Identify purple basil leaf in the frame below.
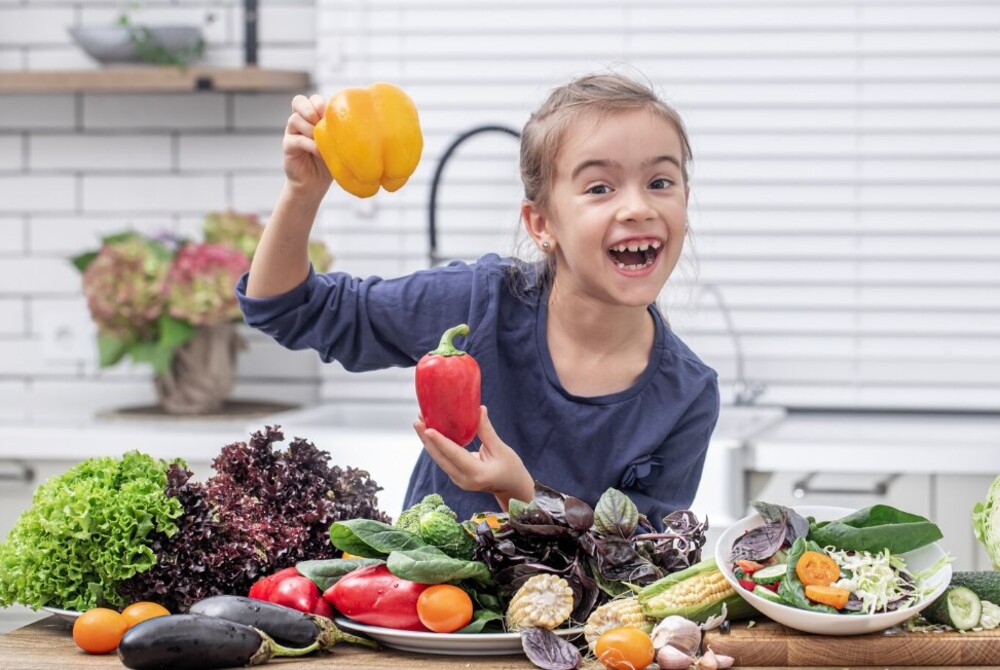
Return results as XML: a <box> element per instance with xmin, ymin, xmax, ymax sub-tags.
<box><xmin>730</xmin><ymin>522</ymin><xmax>786</xmax><ymax>561</ymax></box>
<box><xmin>785</xmin><ymin>508</ymin><xmax>810</xmax><ymax>544</ymax></box>
<box><xmin>521</xmin><ymin>627</ymin><xmax>581</xmax><ymax>670</ymax></box>
<box><xmin>594</xmin><ymin>488</ymin><xmax>639</xmax><ymax>537</ymax></box>
<box><xmin>563</xmin><ymin>497</ymin><xmax>595</xmax><ymax>531</ymax></box>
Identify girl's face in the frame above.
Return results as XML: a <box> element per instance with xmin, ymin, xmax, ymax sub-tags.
<box><xmin>525</xmin><ymin>108</ymin><xmax>689</xmax><ymax>309</ymax></box>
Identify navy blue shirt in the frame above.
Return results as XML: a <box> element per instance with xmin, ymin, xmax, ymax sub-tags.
<box><xmin>236</xmin><ymin>254</ymin><xmax>719</xmax><ymax>529</ymax></box>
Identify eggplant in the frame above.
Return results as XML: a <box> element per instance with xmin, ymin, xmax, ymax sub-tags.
<box><xmin>188</xmin><ymin>595</ymin><xmax>377</xmax><ymax>650</ymax></box>
<box><xmin>118</xmin><ymin>614</ymin><xmax>318</xmax><ymax>670</ymax></box>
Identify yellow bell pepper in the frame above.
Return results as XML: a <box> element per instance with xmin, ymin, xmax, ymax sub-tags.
<box><xmin>314</xmin><ymin>82</ymin><xmax>423</xmax><ymax>198</ymax></box>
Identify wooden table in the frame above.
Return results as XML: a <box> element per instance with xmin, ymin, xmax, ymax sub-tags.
<box><xmin>1</xmin><ymin>617</ymin><xmax>997</xmax><ymax>670</ymax></box>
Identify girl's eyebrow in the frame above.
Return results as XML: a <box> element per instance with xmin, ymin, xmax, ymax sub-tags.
<box><xmin>571</xmin><ymin>155</ymin><xmax>681</xmax><ymax>180</ymax></box>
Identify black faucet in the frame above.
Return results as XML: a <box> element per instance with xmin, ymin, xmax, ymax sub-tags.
<box><xmin>427</xmin><ymin>124</ymin><xmax>520</xmax><ymax>267</ymax></box>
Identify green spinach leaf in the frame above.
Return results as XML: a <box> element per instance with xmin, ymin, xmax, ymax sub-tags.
<box><xmin>808</xmin><ymin>504</ymin><xmax>942</xmax><ymax>554</ymax></box>
<box><xmin>386</xmin><ymin>545</ymin><xmax>493</xmax><ymax>585</ymax></box>
<box><xmin>296</xmin><ymin>557</ymin><xmax>385</xmax><ymax>591</ymax></box>
<box><xmin>455</xmin><ymin>609</ymin><xmax>505</xmax><ymax>633</ymax></box>
<box><xmin>328</xmin><ymin>519</ymin><xmax>426</xmax><ymax>558</ymax></box>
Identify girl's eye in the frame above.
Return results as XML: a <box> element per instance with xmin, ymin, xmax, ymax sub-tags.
<box><xmin>649</xmin><ymin>178</ymin><xmax>672</xmax><ymax>190</ymax></box>
<box><xmin>587</xmin><ymin>184</ymin><xmax>611</xmax><ymax>195</ymax></box>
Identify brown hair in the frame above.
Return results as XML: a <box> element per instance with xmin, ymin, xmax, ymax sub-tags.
<box><xmin>520</xmin><ymin>72</ymin><xmax>693</xmax><ymax>212</ymax></box>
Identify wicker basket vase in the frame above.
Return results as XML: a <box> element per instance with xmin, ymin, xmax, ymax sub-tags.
<box><xmin>154</xmin><ymin>323</ymin><xmax>243</xmax><ymax>415</ymax></box>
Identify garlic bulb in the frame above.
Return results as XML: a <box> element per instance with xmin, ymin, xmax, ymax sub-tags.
<box><xmin>656</xmin><ymin>644</ymin><xmax>695</xmax><ymax>670</ymax></box>
<box><xmin>650</xmin><ymin>615</ymin><xmax>701</xmax><ymax>656</ymax></box>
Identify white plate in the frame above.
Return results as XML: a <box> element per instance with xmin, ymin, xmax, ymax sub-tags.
<box><xmin>715</xmin><ymin>504</ymin><xmax>952</xmax><ymax>636</ymax></box>
<box><xmin>333</xmin><ymin>616</ymin><xmax>584</xmax><ymax>656</ymax></box>
<box><xmin>40</xmin><ymin>606</ymin><xmax>81</xmax><ymax>625</ymax></box>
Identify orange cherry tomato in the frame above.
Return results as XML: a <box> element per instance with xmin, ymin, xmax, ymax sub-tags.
<box><xmin>72</xmin><ymin>607</ymin><xmax>128</xmax><ymax>654</ymax></box>
<box><xmin>121</xmin><ymin>601</ymin><xmax>171</xmax><ymax>629</ymax></box>
<box><xmin>416</xmin><ymin>584</ymin><xmax>474</xmax><ymax>633</ymax></box>
<box><xmin>795</xmin><ymin>550</ymin><xmax>840</xmax><ymax>587</ymax></box>
<box><xmin>594</xmin><ymin>626</ymin><xmax>655</xmax><ymax>670</ymax></box>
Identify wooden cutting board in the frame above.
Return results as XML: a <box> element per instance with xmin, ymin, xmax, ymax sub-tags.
<box><xmin>703</xmin><ymin>619</ymin><xmax>1000</xmax><ymax>666</ymax></box>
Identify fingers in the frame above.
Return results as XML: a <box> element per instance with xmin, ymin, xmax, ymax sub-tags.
<box><xmin>475</xmin><ymin>406</ymin><xmax>499</xmax><ymax>450</ymax></box>
<box><xmin>413</xmin><ymin>421</ymin><xmax>480</xmax><ymax>489</ymax></box>
<box><xmin>283</xmin><ymin>133</ymin><xmax>320</xmax><ymax>158</ymax></box>
<box><xmin>291</xmin><ymin>93</ymin><xmax>325</xmax><ymax>123</ymax></box>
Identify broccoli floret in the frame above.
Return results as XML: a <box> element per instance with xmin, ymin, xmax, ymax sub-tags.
<box><xmin>395</xmin><ymin>493</ymin><xmax>455</xmax><ymax>534</ymax></box>
<box><xmin>418</xmin><ymin>510</ymin><xmax>476</xmax><ymax>560</ymax></box>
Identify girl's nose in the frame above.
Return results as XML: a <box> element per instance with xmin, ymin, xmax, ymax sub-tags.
<box><xmin>616</xmin><ymin>186</ymin><xmax>656</xmax><ymax>222</ymax></box>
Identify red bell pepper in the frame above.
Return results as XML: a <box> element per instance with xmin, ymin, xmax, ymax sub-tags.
<box><xmin>415</xmin><ymin>323</ymin><xmax>481</xmax><ymax>447</ymax></box>
<box><xmin>324</xmin><ymin>563</ymin><xmax>430</xmax><ymax>631</ymax></box>
<box><xmin>248</xmin><ymin>567</ymin><xmax>329</xmax><ymax>617</ymax></box>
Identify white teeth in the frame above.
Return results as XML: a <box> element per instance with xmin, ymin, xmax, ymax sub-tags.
<box><xmin>610</xmin><ymin>240</ymin><xmax>660</xmax><ymax>252</ymax></box>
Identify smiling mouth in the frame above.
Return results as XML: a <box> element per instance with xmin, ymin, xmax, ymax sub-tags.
<box><xmin>608</xmin><ymin>240</ymin><xmax>662</xmax><ymax>271</ymax></box>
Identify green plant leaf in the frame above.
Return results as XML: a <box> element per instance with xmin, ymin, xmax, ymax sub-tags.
<box><xmin>386</xmin><ymin>545</ymin><xmax>493</xmax><ymax>585</ymax></box>
<box><xmin>328</xmin><ymin>519</ymin><xmax>426</xmax><ymax>558</ymax></box>
<box><xmin>454</xmin><ymin>609</ymin><xmax>504</xmax><ymax>634</ymax></box>
<box><xmin>158</xmin><ymin>315</ymin><xmax>195</xmax><ymax>349</ymax></box>
<box><xmin>594</xmin><ymin>487</ymin><xmax>638</xmax><ymax>537</ymax></box>
<box><xmin>129</xmin><ymin>341</ymin><xmax>175</xmax><ymax>375</ymax></box>
<box><xmin>296</xmin><ymin>558</ymin><xmax>385</xmax><ymax>591</ymax></box>
<box><xmin>97</xmin><ymin>334</ymin><xmax>128</xmax><ymax>367</ymax></box>
<box><xmin>808</xmin><ymin>505</ymin><xmax>943</xmax><ymax>555</ymax></box>
<box><xmin>101</xmin><ymin>231</ymin><xmax>140</xmax><ymax>245</ymax></box>
<box><xmin>71</xmin><ymin>251</ymin><xmax>98</xmax><ymax>273</ymax></box>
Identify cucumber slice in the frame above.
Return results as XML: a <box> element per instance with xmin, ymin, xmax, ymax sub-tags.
<box><xmin>752</xmin><ymin>584</ymin><xmax>785</xmax><ymax>604</ymax></box>
<box><xmin>751</xmin><ymin>563</ymin><xmax>787</xmax><ymax>584</ymax></box>
<box><xmin>922</xmin><ymin>586</ymin><xmax>983</xmax><ymax>631</ymax></box>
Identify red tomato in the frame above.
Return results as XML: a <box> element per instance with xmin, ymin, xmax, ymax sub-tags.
<box><xmin>272</xmin><ymin>576</ymin><xmax>323</xmax><ymax>614</ymax></box>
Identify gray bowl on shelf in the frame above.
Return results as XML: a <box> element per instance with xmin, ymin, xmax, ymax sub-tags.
<box><xmin>69</xmin><ymin>25</ymin><xmax>203</xmax><ymax>66</ymax></box>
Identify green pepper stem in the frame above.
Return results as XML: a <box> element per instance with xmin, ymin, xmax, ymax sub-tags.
<box><xmin>429</xmin><ymin>323</ymin><xmax>470</xmax><ymax>357</ymax></box>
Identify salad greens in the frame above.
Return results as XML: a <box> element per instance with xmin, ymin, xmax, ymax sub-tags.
<box><xmin>0</xmin><ymin>451</ymin><xmax>184</xmax><ymax>611</ymax></box>
<box><xmin>732</xmin><ymin>501</ymin><xmax>946</xmax><ymax>617</ymax></box>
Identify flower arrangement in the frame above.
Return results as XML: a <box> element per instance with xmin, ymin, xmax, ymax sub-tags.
<box><xmin>72</xmin><ymin>211</ymin><xmax>332</xmax><ymax>376</ymax></box>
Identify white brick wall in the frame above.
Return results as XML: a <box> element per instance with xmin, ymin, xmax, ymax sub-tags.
<box><xmin>0</xmin><ymin>0</ymin><xmax>321</xmax><ymax>416</ymax></box>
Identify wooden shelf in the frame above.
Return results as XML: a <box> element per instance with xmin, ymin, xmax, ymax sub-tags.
<box><xmin>0</xmin><ymin>67</ymin><xmax>311</xmax><ymax>93</ymax></box>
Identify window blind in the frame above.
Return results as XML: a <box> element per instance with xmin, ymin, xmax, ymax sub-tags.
<box><xmin>315</xmin><ymin>0</ymin><xmax>1000</xmax><ymax>411</ymax></box>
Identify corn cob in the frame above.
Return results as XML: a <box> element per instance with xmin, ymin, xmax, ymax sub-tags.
<box><xmin>637</xmin><ymin>557</ymin><xmax>756</xmax><ymax>623</ymax></box>
<box><xmin>506</xmin><ymin>574</ymin><xmax>574</xmax><ymax>631</ymax></box>
<box><xmin>583</xmin><ymin>597</ymin><xmax>654</xmax><ymax>651</ymax></box>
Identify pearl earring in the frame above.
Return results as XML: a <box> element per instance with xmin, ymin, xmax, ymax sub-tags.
<box><xmin>541</xmin><ymin>241</ymin><xmax>550</xmax><ymax>251</ymax></box>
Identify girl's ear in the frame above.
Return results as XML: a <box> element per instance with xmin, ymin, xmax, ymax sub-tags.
<box><xmin>521</xmin><ymin>200</ymin><xmax>551</xmax><ymax>251</ymax></box>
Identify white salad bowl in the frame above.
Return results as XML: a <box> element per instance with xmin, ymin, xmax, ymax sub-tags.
<box><xmin>715</xmin><ymin>504</ymin><xmax>952</xmax><ymax>636</ymax></box>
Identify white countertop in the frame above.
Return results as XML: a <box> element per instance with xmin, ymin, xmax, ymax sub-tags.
<box><xmin>745</xmin><ymin>411</ymin><xmax>1000</xmax><ymax>475</ymax></box>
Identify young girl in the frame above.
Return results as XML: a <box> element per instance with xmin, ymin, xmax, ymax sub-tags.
<box><xmin>237</xmin><ymin>73</ymin><xmax>719</xmax><ymax>529</ymax></box>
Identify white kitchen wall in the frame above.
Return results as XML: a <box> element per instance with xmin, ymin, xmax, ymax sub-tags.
<box><xmin>1</xmin><ymin>1</ymin><xmax>998</xmax><ymax>419</ymax></box>
<box><xmin>314</xmin><ymin>0</ymin><xmax>1000</xmax><ymax>413</ymax></box>
<box><xmin>0</xmin><ymin>0</ymin><xmax>322</xmax><ymax>419</ymax></box>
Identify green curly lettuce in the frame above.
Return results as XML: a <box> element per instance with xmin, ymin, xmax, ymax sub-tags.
<box><xmin>0</xmin><ymin>451</ymin><xmax>184</xmax><ymax>611</ymax></box>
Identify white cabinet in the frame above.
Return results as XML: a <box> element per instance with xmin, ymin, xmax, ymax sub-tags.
<box><xmin>745</xmin><ymin>471</ymin><xmax>932</xmax><ymax>519</ymax></box>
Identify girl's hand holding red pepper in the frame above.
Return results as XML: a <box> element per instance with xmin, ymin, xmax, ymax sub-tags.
<box><xmin>414</xmin><ymin>406</ymin><xmax>534</xmax><ymax>512</ymax></box>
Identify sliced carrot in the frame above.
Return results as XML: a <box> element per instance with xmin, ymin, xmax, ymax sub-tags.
<box><xmin>795</xmin><ymin>550</ymin><xmax>840</xmax><ymax>586</ymax></box>
<box><xmin>804</xmin><ymin>584</ymin><xmax>851</xmax><ymax>609</ymax></box>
